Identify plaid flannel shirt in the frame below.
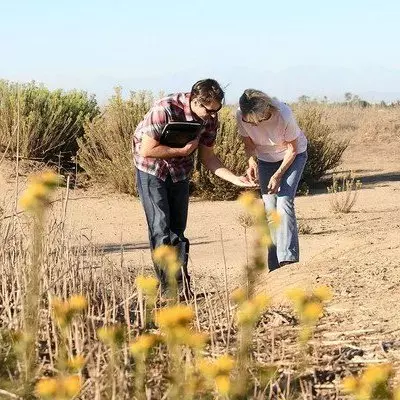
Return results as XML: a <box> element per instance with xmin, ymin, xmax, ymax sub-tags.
<box><xmin>132</xmin><ymin>92</ymin><xmax>218</xmax><ymax>182</ymax></box>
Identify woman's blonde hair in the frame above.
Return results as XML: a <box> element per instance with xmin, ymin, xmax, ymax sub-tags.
<box><xmin>239</xmin><ymin>89</ymin><xmax>279</xmax><ymax>123</ymax></box>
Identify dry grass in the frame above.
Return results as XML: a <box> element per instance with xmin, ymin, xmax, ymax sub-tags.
<box><xmin>0</xmin><ymin>176</ymin><xmax>397</xmax><ymax>400</ymax></box>
<box><xmin>327</xmin><ymin>173</ymin><xmax>362</xmax><ymax>213</ymax></box>
<box><xmin>313</xmin><ymin>104</ymin><xmax>400</xmax><ymax>144</ymax></box>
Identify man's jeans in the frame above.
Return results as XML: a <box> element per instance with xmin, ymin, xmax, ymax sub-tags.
<box><xmin>136</xmin><ymin>169</ymin><xmax>190</xmax><ymax>289</ymax></box>
<box><xmin>258</xmin><ymin>151</ymin><xmax>307</xmax><ymax>271</ymax></box>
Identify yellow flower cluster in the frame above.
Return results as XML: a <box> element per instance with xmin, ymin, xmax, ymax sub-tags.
<box><xmin>136</xmin><ymin>275</ymin><xmax>158</xmax><ymax>297</ymax></box>
<box><xmin>97</xmin><ymin>324</ymin><xmax>125</xmax><ymax>347</ymax></box>
<box><xmin>129</xmin><ymin>334</ymin><xmax>160</xmax><ymax>359</ymax></box>
<box><xmin>286</xmin><ymin>286</ymin><xmax>332</xmax><ymax>323</ymax></box>
<box><xmin>156</xmin><ymin>304</ymin><xmax>194</xmax><ymax>330</ymax></box>
<box><xmin>267</xmin><ymin>209</ymin><xmax>281</xmax><ymax>228</ymax></box>
<box><xmin>235</xmin><ymin>294</ymin><xmax>270</xmax><ymax>326</ymax></box>
<box><xmin>52</xmin><ymin>295</ymin><xmax>88</xmax><ymax>328</ymax></box>
<box><xmin>35</xmin><ymin>375</ymin><xmax>81</xmax><ymax>399</ymax></box>
<box><xmin>19</xmin><ymin>170</ymin><xmax>62</xmax><ymax>211</ymax></box>
<box><xmin>238</xmin><ymin>192</ymin><xmax>265</xmax><ymax>220</ymax></box>
<box><xmin>342</xmin><ymin>364</ymin><xmax>396</xmax><ymax>400</ymax></box>
<box><xmin>238</xmin><ymin>192</ymin><xmax>275</xmax><ymax>253</ymax></box>
<box><xmin>66</xmin><ymin>355</ymin><xmax>85</xmax><ymax>372</ymax></box>
<box><xmin>198</xmin><ymin>355</ymin><xmax>235</xmax><ymax>396</ymax></box>
<box><xmin>152</xmin><ymin>245</ymin><xmax>180</xmax><ymax>275</ymax></box>
<box><xmin>286</xmin><ymin>285</ymin><xmax>332</xmax><ymax>343</ymax></box>
<box><xmin>155</xmin><ymin>305</ymin><xmax>208</xmax><ymax>348</ymax></box>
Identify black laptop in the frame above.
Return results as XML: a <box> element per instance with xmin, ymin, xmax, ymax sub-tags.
<box><xmin>159</xmin><ymin>122</ymin><xmax>203</xmax><ymax>148</ymax></box>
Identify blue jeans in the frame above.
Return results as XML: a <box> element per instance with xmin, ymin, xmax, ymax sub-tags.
<box><xmin>258</xmin><ymin>152</ymin><xmax>307</xmax><ymax>271</ymax></box>
<box><xmin>136</xmin><ymin>169</ymin><xmax>190</xmax><ymax>289</ymax></box>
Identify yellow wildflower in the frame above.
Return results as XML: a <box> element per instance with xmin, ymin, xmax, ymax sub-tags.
<box><xmin>313</xmin><ymin>286</ymin><xmax>333</xmax><ymax>302</ymax></box>
<box><xmin>230</xmin><ymin>288</ymin><xmax>246</xmax><ymax>304</ymax></box>
<box><xmin>238</xmin><ymin>191</ymin><xmax>257</xmax><ymax>208</ymax></box>
<box><xmin>252</xmin><ymin>293</ymin><xmax>270</xmax><ymax>309</ymax></box>
<box><xmin>236</xmin><ymin>294</ymin><xmax>269</xmax><ymax>326</ymax></box>
<box><xmin>20</xmin><ymin>170</ymin><xmax>62</xmax><ymax>211</ymax></box>
<box><xmin>97</xmin><ymin>325</ymin><xmax>125</xmax><ymax>346</ymax></box>
<box><xmin>19</xmin><ymin>183</ymin><xmax>48</xmax><ymax>210</ymax></box>
<box><xmin>342</xmin><ymin>376</ymin><xmax>358</xmax><ymax>393</ymax></box>
<box><xmin>213</xmin><ymin>354</ymin><xmax>235</xmax><ymax>375</ymax></box>
<box><xmin>250</xmin><ymin>202</ymin><xmax>266</xmax><ymax>219</ymax></box>
<box><xmin>38</xmin><ymin>170</ymin><xmax>62</xmax><ymax>187</ymax></box>
<box><xmin>156</xmin><ymin>304</ymin><xmax>194</xmax><ymax>330</ymax></box>
<box><xmin>35</xmin><ymin>377</ymin><xmax>58</xmax><ymax>398</ymax></box>
<box><xmin>129</xmin><ymin>334</ymin><xmax>158</xmax><ymax>357</ymax></box>
<box><xmin>360</xmin><ymin>364</ymin><xmax>392</xmax><ymax>386</ymax></box>
<box><xmin>302</xmin><ymin>302</ymin><xmax>323</xmax><ymax>321</ymax></box>
<box><xmin>153</xmin><ymin>245</ymin><xmax>177</xmax><ymax>265</ymax></box>
<box><xmin>286</xmin><ymin>287</ymin><xmax>307</xmax><ymax>305</ymax></box>
<box><xmin>67</xmin><ymin>355</ymin><xmax>85</xmax><ymax>371</ymax></box>
<box><xmin>68</xmin><ymin>295</ymin><xmax>88</xmax><ymax>312</ymax></box>
<box><xmin>136</xmin><ymin>275</ymin><xmax>158</xmax><ymax>296</ymax></box>
<box><xmin>268</xmin><ymin>209</ymin><xmax>281</xmax><ymax>228</ymax></box>
<box><xmin>185</xmin><ymin>332</ymin><xmax>208</xmax><ymax>349</ymax></box>
<box><xmin>260</xmin><ymin>233</ymin><xmax>272</xmax><ymax>247</ymax></box>
<box><xmin>51</xmin><ymin>297</ymin><xmax>71</xmax><ymax>327</ymax></box>
<box><xmin>61</xmin><ymin>375</ymin><xmax>82</xmax><ymax>397</ymax></box>
<box><xmin>215</xmin><ymin>374</ymin><xmax>230</xmax><ymax>396</ymax></box>
<box><xmin>393</xmin><ymin>387</ymin><xmax>400</xmax><ymax>400</ymax></box>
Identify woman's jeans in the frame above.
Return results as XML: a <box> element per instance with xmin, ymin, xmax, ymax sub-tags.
<box><xmin>136</xmin><ymin>169</ymin><xmax>190</xmax><ymax>290</ymax></box>
<box><xmin>258</xmin><ymin>152</ymin><xmax>307</xmax><ymax>271</ymax></box>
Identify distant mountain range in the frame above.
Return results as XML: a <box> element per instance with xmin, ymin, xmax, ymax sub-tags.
<box><xmin>10</xmin><ymin>65</ymin><xmax>400</xmax><ymax>104</ymax></box>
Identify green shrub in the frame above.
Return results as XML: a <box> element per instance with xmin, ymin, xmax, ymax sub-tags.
<box><xmin>0</xmin><ymin>80</ymin><xmax>98</xmax><ymax>164</ymax></box>
<box><xmin>293</xmin><ymin>105</ymin><xmax>349</xmax><ymax>184</ymax></box>
<box><xmin>191</xmin><ymin>107</ymin><xmax>248</xmax><ymax>200</ymax></box>
<box><xmin>78</xmin><ymin>89</ymin><xmax>153</xmax><ymax>195</ymax></box>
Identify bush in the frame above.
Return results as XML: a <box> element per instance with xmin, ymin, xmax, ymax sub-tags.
<box><xmin>0</xmin><ymin>80</ymin><xmax>98</xmax><ymax>165</ymax></box>
<box><xmin>191</xmin><ymin>107</ymin><xmax>248</xmax><ymax>200</ymax></box>
<box><xmin>78</xmin><ymin>89</ymin><xmax>154</xmax><ymax>195</ymax></box>
<box><xmin>327</xmin><ymin>172</ymin><xmax>362</xmax><ymax>213</ymax></box>
<box><xmin>293</xmin><ymin>105</ymin><xmax>348</xmax><ymax>184</ymax></box>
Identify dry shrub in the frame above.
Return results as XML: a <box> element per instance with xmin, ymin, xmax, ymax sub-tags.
<box><xmin>293</xmin><ymin>104</ymin><xmax>349</xmax><ymax>184</ymax></box>
<box><xmin>322</xmin><ymin>104</ymin><xmax>400</xmax><ymax>143</ymax></box>
<box><xmin>0</xmin><ymin>80</ymin><xmax>98</xmax><ymax>165</ymax></box>
<box><xmin>191</xmin><ymin>107</ymin><xmax>248</xmax><ymax>200</ymax></box>
<box><xmin>298</xmin><ymin>220</ymin><xmax>313</xmax><ymax>235</ymax></box>
<box><xmin>78</xmin><ymin>89</ymin><xmax>154</xmax><ymax>195</ymax></box>
<box><xmin>327</xmin><ymin>172</ymin><xmax>362</xmax><ymax>213</ymax></box>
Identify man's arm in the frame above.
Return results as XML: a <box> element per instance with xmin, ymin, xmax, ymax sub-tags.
<box><xmin>140</xmin><ymin>135</ymin><xmax>198</xmax><ymax>158</ymax></box>
<box><xmin>198</xmin><ymin>144</ymin><xmax>257</xmax><ymax>187</ymax></box>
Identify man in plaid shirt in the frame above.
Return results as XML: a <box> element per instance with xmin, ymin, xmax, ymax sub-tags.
<box><xmin>133</xmin><ymin>79</ymin><xmax>255</xmax><ymax>298</ymax></box>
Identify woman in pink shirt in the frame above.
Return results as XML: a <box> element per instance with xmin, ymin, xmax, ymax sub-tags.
<box><xmin>236</xmin><ymin>89</ymin><xmax>308</xmax><ymax>271</ymax></box>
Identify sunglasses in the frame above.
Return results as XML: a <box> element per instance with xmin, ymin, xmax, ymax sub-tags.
<box><xmin>200</xmin><ymin>102</ymin><xmax>222</xmax><ymax>115</ymax></box>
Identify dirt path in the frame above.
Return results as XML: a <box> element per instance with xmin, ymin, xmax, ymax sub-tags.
<box><xmin>1</xmin><ymin>140</ymin><xmax>399</xmax><ymax>335</ymax></box>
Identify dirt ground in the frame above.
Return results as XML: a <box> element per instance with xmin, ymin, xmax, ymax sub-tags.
<box><xmin>1</xmin><ymin>138</ymin><xmax>399</xmax><ymax>337</ymax></box>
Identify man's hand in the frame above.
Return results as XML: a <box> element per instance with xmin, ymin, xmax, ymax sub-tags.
<box><xmin>267</xmin><ymin>175</ymin><xmax>281</xmax><ymax>194</ymax></box>
<box><xmin>246</xmin><ymin>157</ymin><xmax>258</xmax><ymax>183</ymax></box>
<box><xmin>180</xmin><ymin>138</ymin><xmax>199</xmax><ymax>156</ymax></box>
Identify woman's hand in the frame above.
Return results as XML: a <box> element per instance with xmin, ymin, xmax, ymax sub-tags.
<box><xmin>246</xmin><ymin>157</ymin><xmax>258</xmax><ymax>183</ymax></box>
<box><xmin>232</xmin><ymin>175</ymin><xmax>259</xmax><ymax>188</ymax></box>
<box><xmin>267</xmin><ymin>174</ymin><xmax>281</xmax><ymax>194</ymax></box>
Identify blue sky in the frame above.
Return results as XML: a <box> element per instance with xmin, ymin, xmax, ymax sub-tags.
<box><xmin>1</xmin><ymin>0</ymin><xmax>399</xmax><ymax>102</ymax></box>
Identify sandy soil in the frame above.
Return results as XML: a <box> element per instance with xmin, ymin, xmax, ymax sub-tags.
<box><xmin>1</xmin><ymin>139</ymin><xmax>399</xmax><ymax>336</ymax></box>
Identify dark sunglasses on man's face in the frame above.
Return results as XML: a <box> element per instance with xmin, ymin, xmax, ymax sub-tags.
<box><xmin>200</xmin><ymin>102</ymin><xmax>222</xmax><ymax>115</ymax></box>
